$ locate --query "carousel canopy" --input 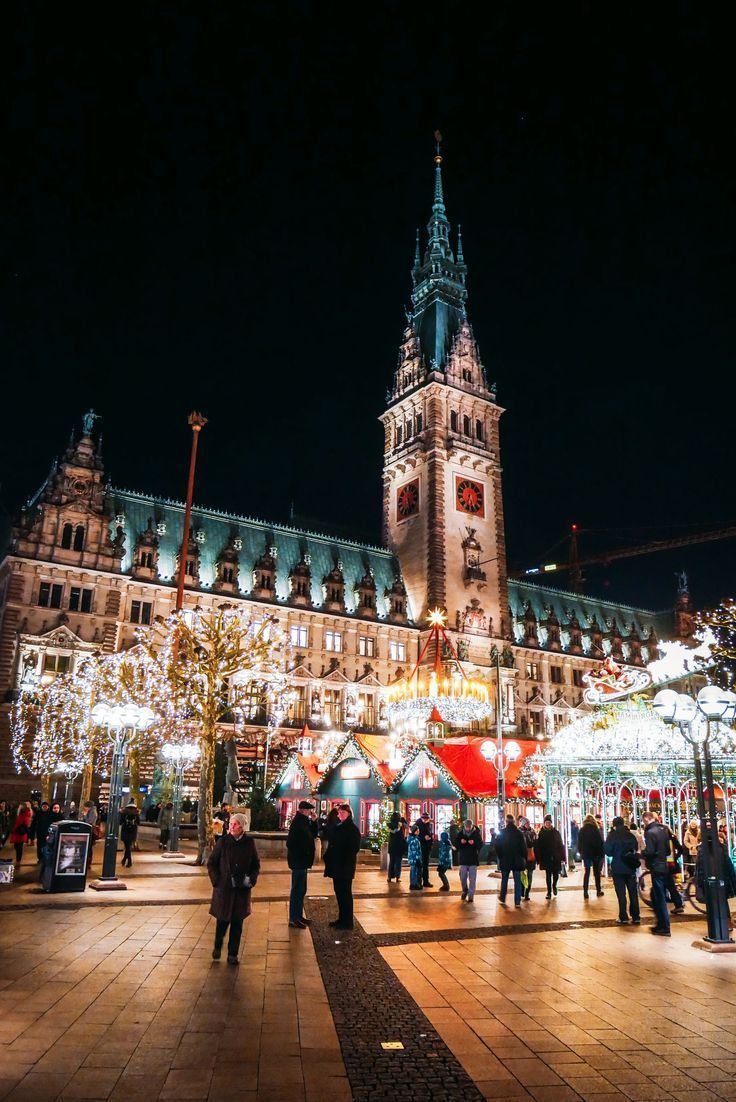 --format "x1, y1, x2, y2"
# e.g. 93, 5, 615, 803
543, 701, 736, 764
